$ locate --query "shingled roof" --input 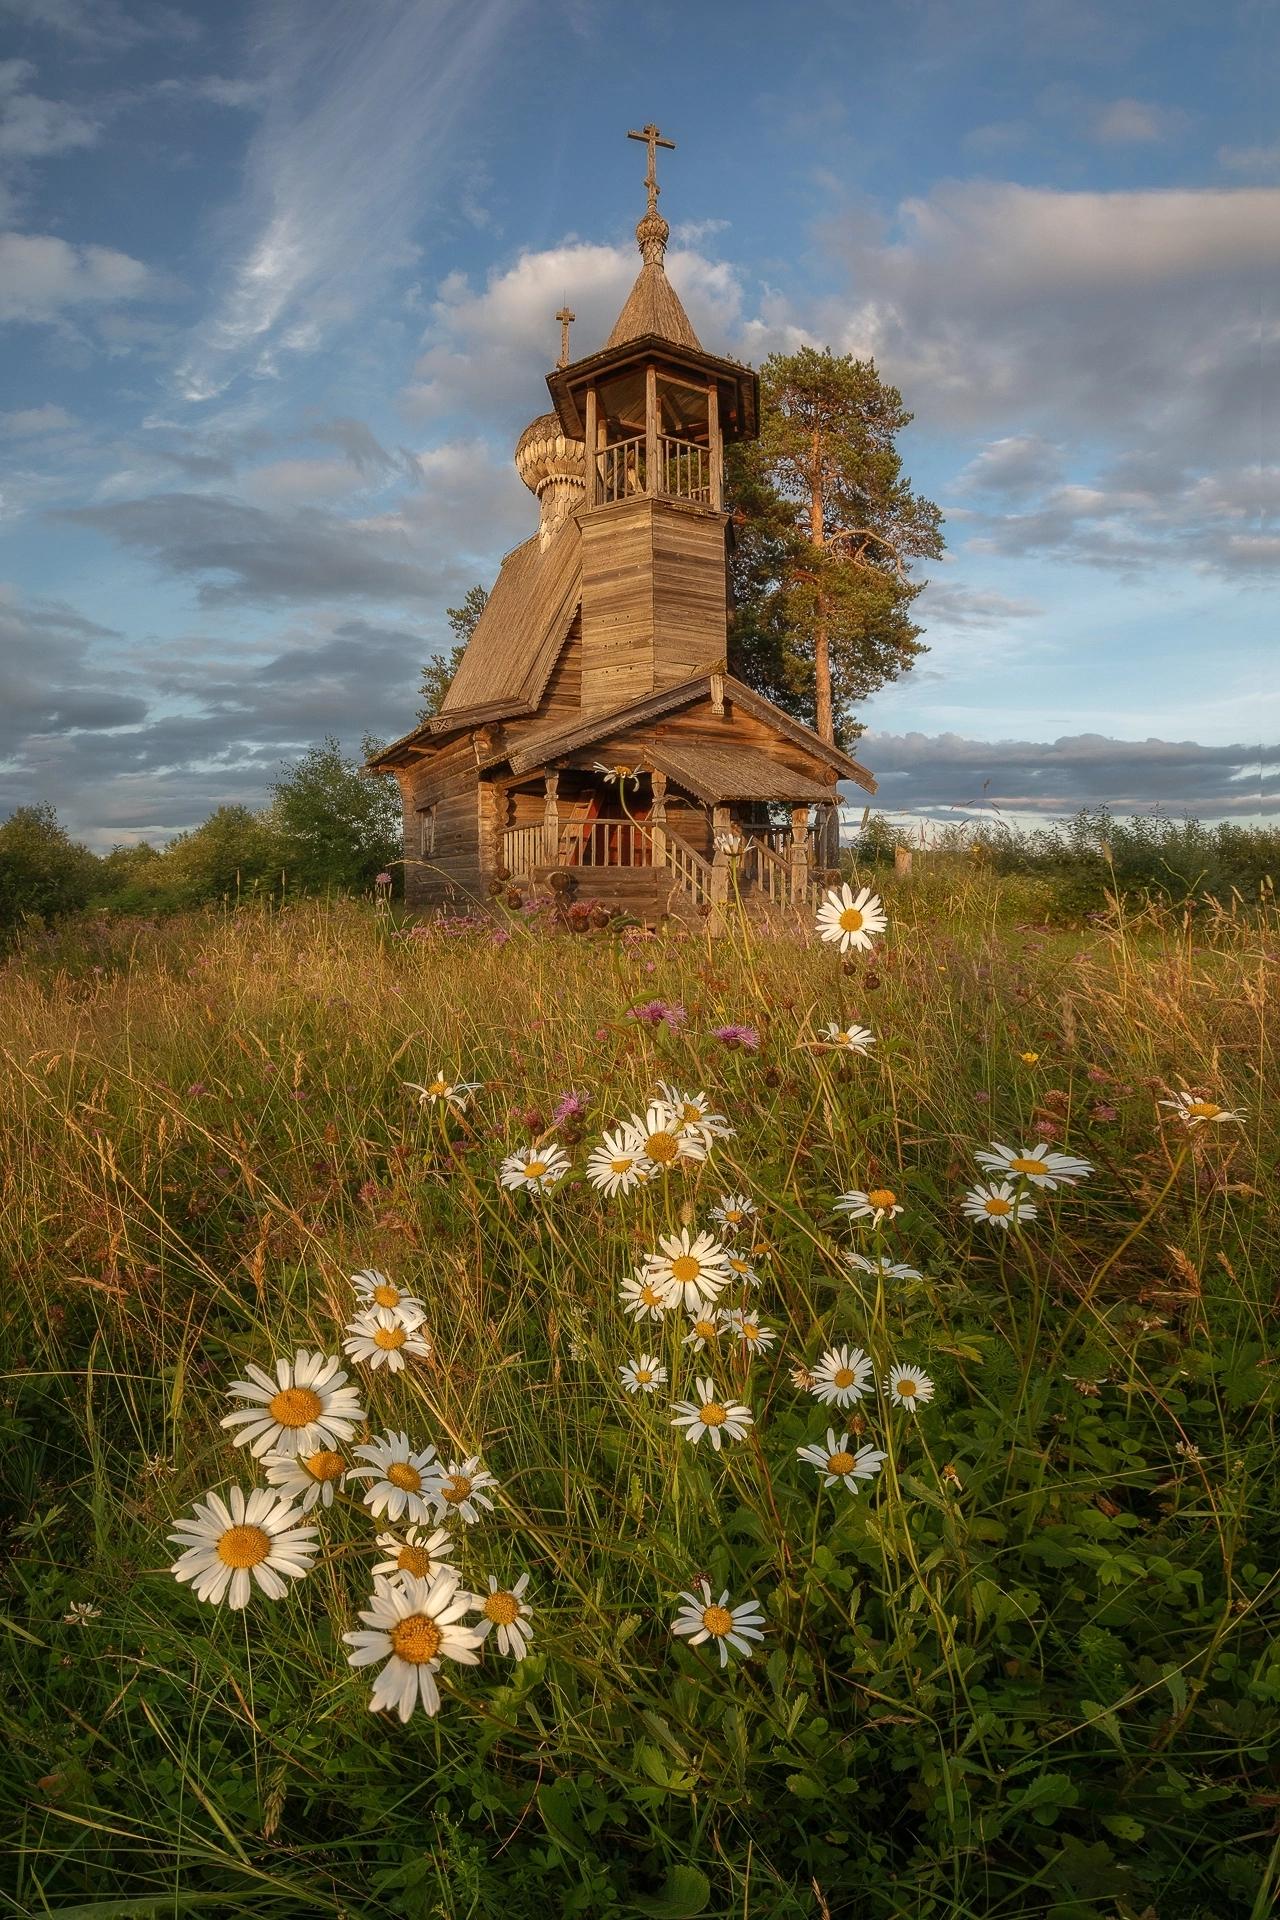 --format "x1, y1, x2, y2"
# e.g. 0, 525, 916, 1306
606, 256, 701, 353
434, 514, 581, 724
